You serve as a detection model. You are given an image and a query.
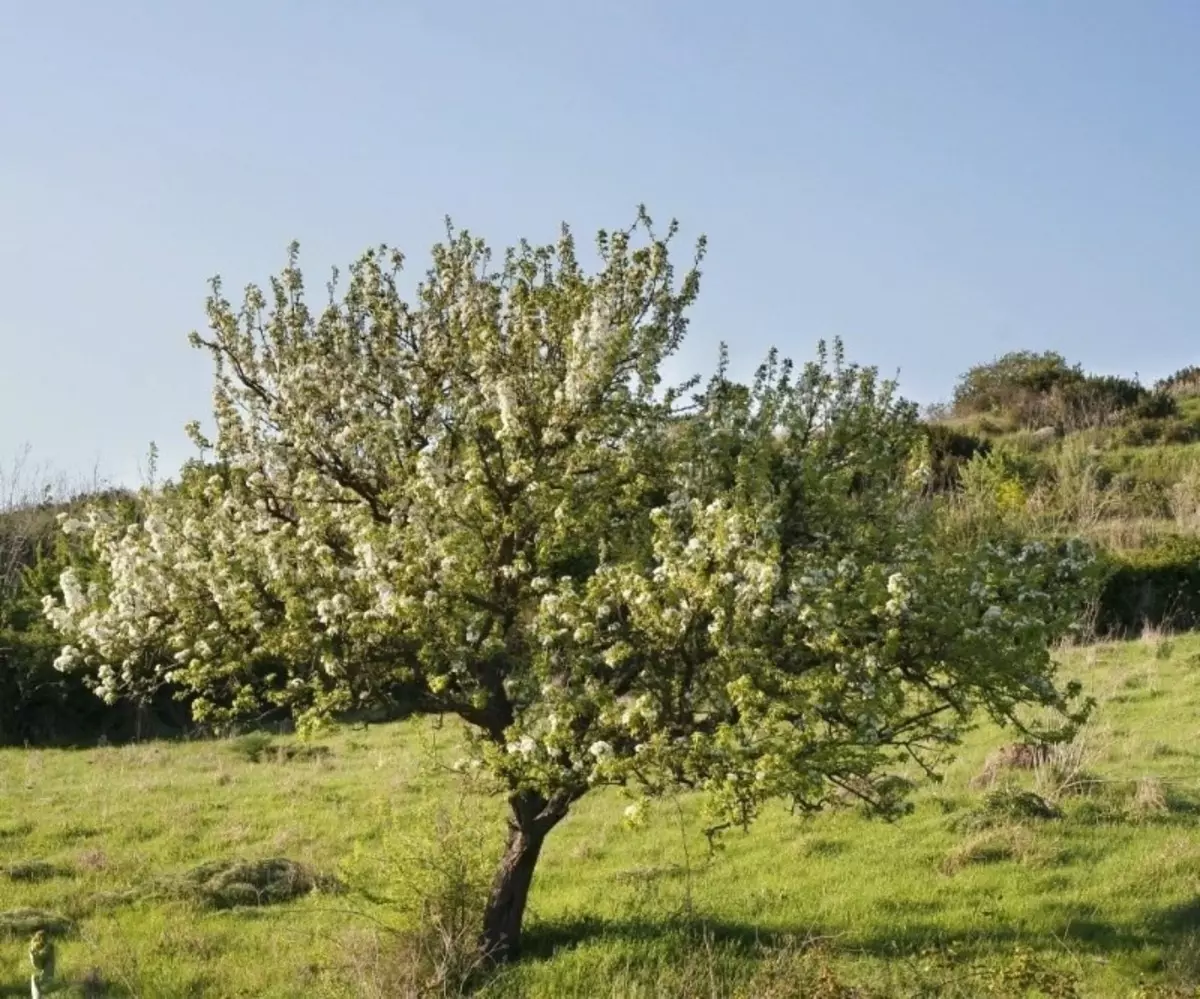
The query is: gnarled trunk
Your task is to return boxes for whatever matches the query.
[480,790,569,961]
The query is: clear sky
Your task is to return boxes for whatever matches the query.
[3,1,1199,486]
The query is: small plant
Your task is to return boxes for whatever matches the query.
[338,789,500,997]
[978,944,1081,998]
[228,732,274,763]
[734,940,869,999]
[940,827,1033,875]
[1033,728,1105,801]
[953,787,1061,832]
[1129,775,1170,818]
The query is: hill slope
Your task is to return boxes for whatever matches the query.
[2,635,1200,996]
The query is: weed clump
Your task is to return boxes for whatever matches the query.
[941,827,1035,875]
[1129,776,1170,819]
[228,732,333,764]
[228,732,275,762]
[0,820,33,840]
[952,787,1061,832]
[971,742,1051,789]
[338,791,498,997]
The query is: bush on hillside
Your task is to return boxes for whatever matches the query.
[1156,365,1200,398]
[952,351,1167,432]
[953,351,1083,421]
[1117,413,1200,448]
[1131,389,1179,421]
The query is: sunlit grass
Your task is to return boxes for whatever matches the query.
[3,636,1200,995]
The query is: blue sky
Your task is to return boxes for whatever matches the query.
[3,1,1199,485]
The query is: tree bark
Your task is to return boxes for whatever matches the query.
[480,791,568,961]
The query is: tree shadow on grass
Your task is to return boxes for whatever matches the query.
[0,976,134,998]
[521,895,1200,969]
[1152,898,1200,934]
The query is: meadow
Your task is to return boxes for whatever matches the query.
[3,633,1200,997]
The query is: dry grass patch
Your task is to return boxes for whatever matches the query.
[156,857,342,909]
[940,826,1042,875]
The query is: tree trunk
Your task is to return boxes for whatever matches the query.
[480,791,568,961]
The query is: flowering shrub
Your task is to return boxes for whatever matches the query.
[45,211,1098,958]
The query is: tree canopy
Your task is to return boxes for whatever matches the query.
[46,212,1097,958]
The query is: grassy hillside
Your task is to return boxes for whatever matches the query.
[3,634,1200,996]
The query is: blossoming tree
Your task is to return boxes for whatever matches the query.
[46,211,1096,958]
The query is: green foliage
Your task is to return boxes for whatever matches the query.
[0,486,182,745]
[1096,536,1200,636]
[921,423,992,492]
[228,732,276,763]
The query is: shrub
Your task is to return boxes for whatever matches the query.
[339,792,499,997]
[951,351,1157,431]
[1157,365,1200,397]
[1096,536,1200,636]
[1160,416,1200,443]
[228,732,275,763]
[1132,389,1180,421]
[952,351,1083,419]
[1116,417,1166,447]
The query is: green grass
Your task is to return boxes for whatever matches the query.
[5,637,1200,996]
